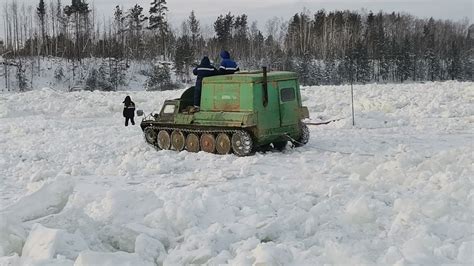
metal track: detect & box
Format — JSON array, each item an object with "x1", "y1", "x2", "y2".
[
  {"x1": 143, "y1": 125, "x2": 244, "y2": 150},
  {"x1": 148, "y1": 125, "x2": 241, "y2": 135}
]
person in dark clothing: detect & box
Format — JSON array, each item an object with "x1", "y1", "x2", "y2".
[
  {"x1": 122, "y1": 96, "x2": 136, "y2": 126},
  {"x1": 192, "y1": 56, "x2": 218, "y2": 108},
  {"x1": 218, "y1": 50, "x2": 239, "y2": 75}
]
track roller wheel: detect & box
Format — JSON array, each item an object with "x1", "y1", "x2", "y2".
[
  {"x1": 200, "y1": 133, "x2": 216, "y2": 153},
  {"x1": 157, "y1": 130, "x2": 171, "y2": 150},
  {"x1": 231, "y1": 131, "x2": 253, "y2": 156},
  {"x1": 185, "y1": 133, "x2": 200, "y2": 152},
  {"x1": 216, "y1": 133, "x2": 231, "y2": 155},
  {"x1": 171, "y1": 130, "x2": 185, "y2": 151},
  {"x1": 144, "y1": 127, "x2": 157, "y2": 146}
]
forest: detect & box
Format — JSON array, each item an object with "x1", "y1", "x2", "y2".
[{"x1": 1, "y1": 0, "x2": 472, "y2": 91}]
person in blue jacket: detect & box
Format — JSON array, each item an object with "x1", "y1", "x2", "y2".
[
  {"x1": 193, "y1": 56, "x2": 218, "y2": 109},
  {"x1": 218, "y1": 50, "x2": 239, "y2": 74}
]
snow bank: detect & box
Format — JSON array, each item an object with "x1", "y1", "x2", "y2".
[
  {"x1": 21, "y1": 224, "x2": 88, "y2": 261},
  {"x1": 0, "y1": 254, "x2": 20, "y2": 266},
  {"x1": 84, "y1": 190, "x2": 163, "y2": 225},
  {"x1": 135, "y1": 234, "x2": 166, "y2": 265},
  {"x1": 344, "y1": 196, "x2": 375, "y2": 224},
  {"x1": 74, "y1": 251, "x2": 153, "y2": 266},
  {"x1": 0, "y1": 81, "x2": 472, "y2": 264},
  {"x1": 0, "y1": 216, "x2": 25, "y2": 257},
  {"x1": 252, "y1": 242, "x2": 293, "y2": 265},
  {"x1": 1, "y1": 178, "x2": 74, "y2": 222}
]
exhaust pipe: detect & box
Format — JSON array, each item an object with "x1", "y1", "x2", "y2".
[{"x1": 262, "y1": 66, "x2": 268, "y2": 107}]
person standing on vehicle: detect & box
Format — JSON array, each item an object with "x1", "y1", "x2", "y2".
[
  {"x1": 123, "y1": 96, "x2": 136, "y2": 126},
  {"x1": 218, "y1": 50, "x2": 239, "y2": 75},
  {"x1": 192, "y1": 56, "x2": 218, "y2": 110}
]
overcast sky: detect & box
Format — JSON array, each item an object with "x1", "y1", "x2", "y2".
[{"x1": 1, "y1": 0, "x2": 472, "y2": 37}]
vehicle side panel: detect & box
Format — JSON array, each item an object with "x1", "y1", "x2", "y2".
[{"x1": 201, "y1": 83, "x2": 254, "y2": 112}]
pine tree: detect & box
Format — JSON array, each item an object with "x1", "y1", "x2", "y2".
[
  {"x1": 250, "y1": 24, "x2": 264, "y2": 65},
  {"x1": 98, "y1": 65, "x2": 114, "y2": 91},
  {"x1": 423, "y1": 18, "x2": 439, "y2": 81},
  {"x1": 16, "y1": 61, "x2": 29, "y2": 92},
  {"x1": 339, "y1": 55, "x2": 353, "y2": 83},
  {"x1": 54, "y1": 65, "x2": 65, "y2": 83},
  {"x1": 214, "y1": 13, "x2": 234, "y2": 49},
  {"x1": 126, "y1": 4, "x2": 147, "y2": 59},
  {"x1": 308, "y1": 60, "x2": 322, "y2": 85},
  {"x1": 148, "y1": 0, "x2": 169, "y2": 59},
  {"x1": 109, "y1": 58, "x2": 127, "y2": 89},
  {"x1": 463, "y1": 25, "x2": 474, "y2": 80},
  {"x1": 37, "y1": 0, "x2": 47, "y2": 56},
  {"x1": 311, "y1": 10, "x2": 325, "y2": 58},
  {"x1": 85, "y1": 67, "x2": 98, "y2": 90},
  {"x1": 365, "y1": 11, "x2": 377, "y2": 80},
  {"x1": 397, "y1": 37, "x2": 412, "y2": 82},
  {"x1": 233, "y1": 14, "x2": 249, "y2": 58},
  {"x1": 64, "y1": 0, "x2": 90, "y2": 60},
  {"x1": 323, "y1": 58, "x2": 337, "y2": 85},
  {"x1": 295, "y1": 55, "x2": 311, "y2": 85},
  {"x1": 354, "y1": 41, "x2": 371, "y2": 83},
  {"x1": 114, "y1": 5, "x2": 126, "y2": 58},
  {"x1": 146, "y1": 63, "x2": 178, "y2": 91},
  {"x1": 55, "y1": 0, "x2": 65, "y2": 57},
  {"x1": 375, "y1": 12, "x2": 388, "y2": 82},
  {"x1": 174, "y1": 35, "x2": 193, "y2": 83},
  {"x1": 447, "y1": 40, "x2": 462, "y2": 80},
  {"x1": 188, "y1": 11, "x2": 201, "y2": 54},
  {"x1": 174, "y1": 21, "x2": 194, "y2": 83},
  {"x1": 460, "y1": 26, "x2": 472, "y2": 81}
]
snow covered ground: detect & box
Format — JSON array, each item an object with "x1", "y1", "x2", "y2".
[{"x1": 0, "y1": 81, "x2": 473, "y2": 265}]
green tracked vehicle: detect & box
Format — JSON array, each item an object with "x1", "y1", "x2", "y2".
[{"x1": 139, "y1": 68, "x2": 310, "y2": 156}]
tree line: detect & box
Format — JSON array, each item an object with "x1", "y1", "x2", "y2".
[{"x1": 1, "y1": 0, "x2": 472, "y2": 91}]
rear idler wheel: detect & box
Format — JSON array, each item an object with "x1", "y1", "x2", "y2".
[
  {"x1": 171, "y1": 130, "x2": 185, "y2": 151},
  {"x1": 200, "y1": 133, "x2": 216, "y2": 153},
  {"x1": 185, "y1": 133, "x2": 200, "y2": 152},
  {"x1": 294, "y1": 123, "x2": 310, "y2": 147},
  {"x1": 144, "y1": 127, "x2": 157, "y2": 147},
  {"x1": 157, "y1": 130, "x2": 171, "y2": 150},
  {"x1": 231, "y1": 131, "x2": 253, "y2": 156},
  {"x1": 216, "y1": 133, "x2": 231, "y2": 155}
]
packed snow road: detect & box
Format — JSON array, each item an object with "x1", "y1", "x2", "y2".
[{"x1": 0, "y1": 81, "x2": 473, "y2": 265}]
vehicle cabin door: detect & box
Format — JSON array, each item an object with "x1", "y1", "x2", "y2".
[{"x1": 278, "y1": 80, "x2": 299, "y2": 126}]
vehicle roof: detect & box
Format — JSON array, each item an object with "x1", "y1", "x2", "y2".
[{"x1": 203, "y1": 71, "x2": 298, "y2": 84}]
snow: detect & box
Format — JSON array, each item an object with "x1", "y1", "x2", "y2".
[
  {"x1": 20, "y1": 223, "x2": 87, "y2": 265},
  {"x1": 0, "y1": 81, "x2": 473, "y2": 265},
  {"x1": 74, "y1": 251, "x2": 153, "y2": 266},
  {"x1": 2, "y1": 178, "x2": 73, "y2": 222}
]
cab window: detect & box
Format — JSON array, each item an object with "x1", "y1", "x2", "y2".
[
  {"x1": 163, "y1": 104, "x2": 176, "y2": 114},
  {"x1": 280, "y1": 87, "x2": 295, "y2": 102}
]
